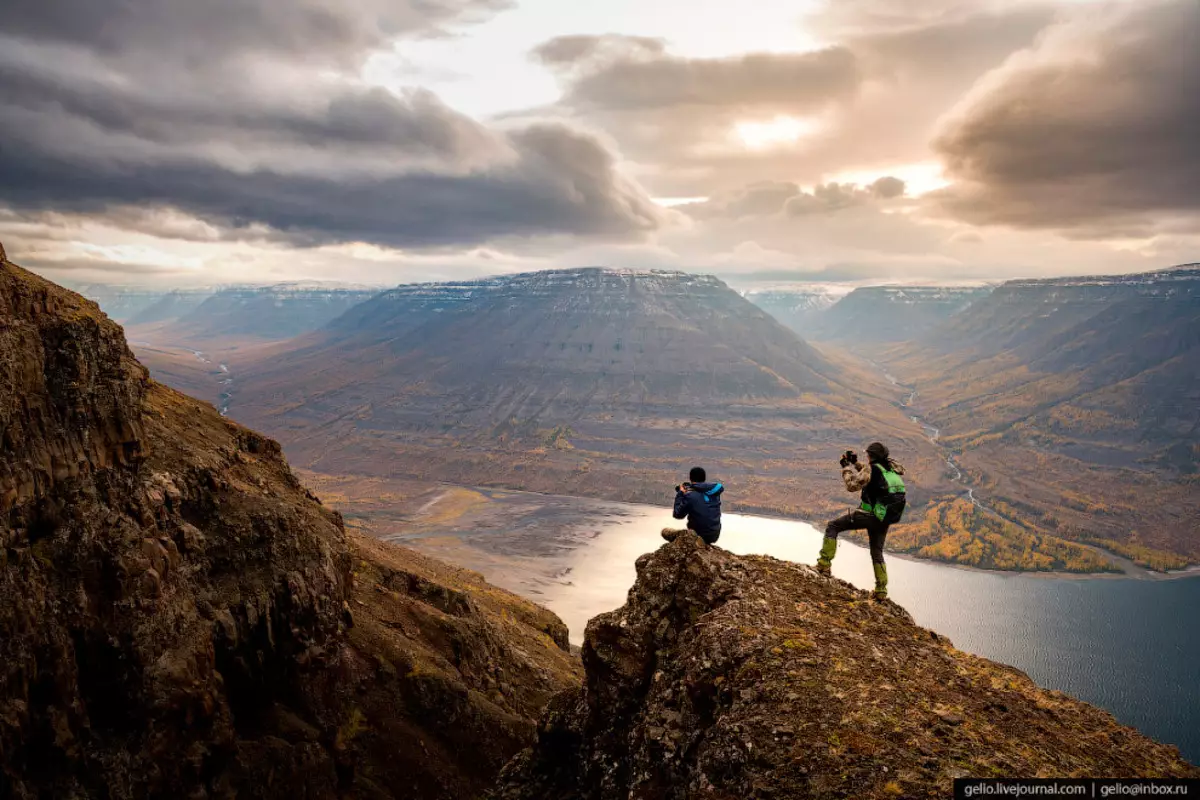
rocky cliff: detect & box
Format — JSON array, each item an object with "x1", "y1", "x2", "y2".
[
  {"x1": 492, "y1": 535, "x2": 1198, "y2": 800},
  {"x1": 0, "y1": 251, "x2": 581, "y2": 799}
]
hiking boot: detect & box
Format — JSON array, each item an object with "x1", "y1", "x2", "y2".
[
  {"x1": 661, "y1": 528, "x2": 684, "y2": 542},
  {"x1": 872, "y1": 562, "x2": 888, "y2": 601},
  {"x1": 815, "y1": 537, "x2": 837, "y2": 576}
]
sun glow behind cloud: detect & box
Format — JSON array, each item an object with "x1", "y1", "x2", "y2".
[
  {"x1": 825, "y1": 162, "x2": 951, "y2": 197},
  {"x1": 734, "y1": 116, "x2": 821, "y2": 149},
  {"x1": 653, "y1": 197, "x2": 710, "y2": 207}
]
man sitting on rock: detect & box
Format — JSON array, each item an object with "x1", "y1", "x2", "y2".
[
  {"x1": 662, "y1": 466, "x2": 724, "y2": 546},
  {"x1": 816, "y1": 442, "x2": 907, "y2": 601}
]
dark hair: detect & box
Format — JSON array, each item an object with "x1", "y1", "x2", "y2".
[
  {"x1": 866, "y1": 442, "x2": 890, "y2": 463},
  {"x1": 689, "y1": 466, "x2": 707, "y2": 483}
]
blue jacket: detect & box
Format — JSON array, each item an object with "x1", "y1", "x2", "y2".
[{"x1": 673, "y1": 481, "x2": 724, "y2": 541}]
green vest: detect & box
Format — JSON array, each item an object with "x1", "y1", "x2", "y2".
[{"x1": 861, "y1": 466, "x2": 906, "y2": 522}]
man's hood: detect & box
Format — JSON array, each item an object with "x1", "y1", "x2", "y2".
[{"x1": 689, "y1": 481, "x2": 724, "y2": 496}]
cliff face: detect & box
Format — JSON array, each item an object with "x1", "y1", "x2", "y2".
[
  {"x1": 0, "y1": 253, "x2": 581, "y2": 799},
  {"x1": 492, "y1": 535, "x2": 1198, "y2": 800}
]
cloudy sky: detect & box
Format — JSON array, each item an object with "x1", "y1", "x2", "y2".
[{"x1": 0, "y1": 0, "x2": 1196, "y2": 288}]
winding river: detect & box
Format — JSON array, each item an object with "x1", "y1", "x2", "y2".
[{"x1": 879, "y1": 367, "x2": 980, "y2": 506}]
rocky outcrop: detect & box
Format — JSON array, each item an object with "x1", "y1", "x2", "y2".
[
  {"x1": 1, "y1": 251, "x2": 581, "y2": 799},
  {"x1": 492, "y1": 535, "x2": 1198, "y2": 800}
]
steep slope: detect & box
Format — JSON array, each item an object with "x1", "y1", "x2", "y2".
[
  {"x1": 232, "y1": 268, "x2": 944, "y2": 522},
  {"x1": 884, "y1": 267, "x2": 1200, "y2": 565},
  {"x1": 492, "y1": 536, "x2": 1197, "y2": 800},
  {"x1": 0, "y1": 249, "x2": 580, "y2": 799}
]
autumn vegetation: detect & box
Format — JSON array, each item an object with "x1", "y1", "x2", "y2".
[{"x1": 887, "y1": 496, "x2": 1118, "y2": 573}]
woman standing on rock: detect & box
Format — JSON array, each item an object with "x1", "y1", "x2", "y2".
[{"x1": 815, "y1": 442, "x2": 907, "y2": 601}]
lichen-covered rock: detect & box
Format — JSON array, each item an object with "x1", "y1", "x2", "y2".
[
  {"x1": 492, "y1": 535, "x2": 1198, "y2": 800},
  {"x1": 1, "y1": 252, "x2": 581, "y2": 799}
]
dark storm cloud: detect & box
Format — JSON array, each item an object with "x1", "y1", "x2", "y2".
[
  {"x1": 0, "y1": 122, "x2": 661, "y2": 247},
  {"x1": 933, "y1": 0, "x2": 1200, "y2": 232},
  {"x1": 870, "y1": 176, "x2": 905, "y2": 199},
  {"x1": 0, "y1": 0, "x2": 663, "y2": 248},
  {"x1": 0, "y1": 55, "x2": 496, "y2": 164},
  {"x1": 0, "y1": 0, "x2": 512, "y2": 66}
]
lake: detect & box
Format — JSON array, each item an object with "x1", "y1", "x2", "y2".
[{"x1": 391, "y1": 492, "x2": 1200, "y2": 764}]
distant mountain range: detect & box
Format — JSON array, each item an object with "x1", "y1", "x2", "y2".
[
  {"x1": 741, "y1": 286, "x2": 846, "y2": 337},
  {"x1": 82, "y1": 283, "x2": 388, "y2": 411},
  {"x1": 81, "y1": 283, "x2": 386, "y2": 343},
  {"x1": 154, "y1": 283, "x2": 383, "y2": 342},
  {"x1": 229, "y1": 268, "x2": 942, "y2": 521},
  {"x1": 125, "y1": 288, "x2": 215, "y2": 326},
  {"x1": 749, "y1": 285, "x2": 993, "y2": 342}
]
